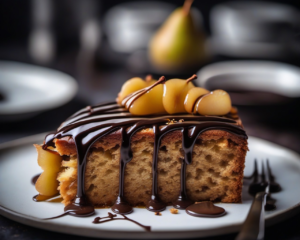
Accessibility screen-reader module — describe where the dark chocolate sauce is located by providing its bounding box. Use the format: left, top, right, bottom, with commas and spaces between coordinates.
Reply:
42, 196, 95, 220
93, 212, 151, 232
41, 96, 247, 217
63, 196, 95, 217
112, 196, 133, 215
186, 202, 226, 217
172, 160, 193, 209
31, 173, 41, 185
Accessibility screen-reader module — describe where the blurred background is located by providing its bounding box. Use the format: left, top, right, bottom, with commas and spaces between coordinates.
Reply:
1, 0, 300, 152
1, 0, 300, 239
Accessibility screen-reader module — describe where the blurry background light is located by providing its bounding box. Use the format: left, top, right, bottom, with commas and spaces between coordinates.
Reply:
210, 1, 300, 59
103, 1, 176, 54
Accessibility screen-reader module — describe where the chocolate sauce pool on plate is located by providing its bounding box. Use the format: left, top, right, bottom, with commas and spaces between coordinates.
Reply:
186, 202, 226, 217
40, 100, 247, 217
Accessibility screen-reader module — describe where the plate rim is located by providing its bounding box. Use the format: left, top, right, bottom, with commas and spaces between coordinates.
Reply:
0, 61, 78, 115
0, 133, 300, 239
196, 60, 300, 98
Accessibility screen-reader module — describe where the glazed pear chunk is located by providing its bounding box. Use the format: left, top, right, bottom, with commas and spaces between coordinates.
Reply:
34, 144, 62, 196
184, 87, 209, 114
117, 75, 157, 104
129, 83, 166, 115
163, 78, 194, 114
196, 90, 232, 116
117, 77, 146, 104
119, 74, 232, 116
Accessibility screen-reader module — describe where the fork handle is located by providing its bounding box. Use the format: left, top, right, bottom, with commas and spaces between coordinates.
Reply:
235, 192, 267, 240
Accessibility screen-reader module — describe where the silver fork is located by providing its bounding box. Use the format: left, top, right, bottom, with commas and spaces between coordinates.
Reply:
235, 160, 270, 240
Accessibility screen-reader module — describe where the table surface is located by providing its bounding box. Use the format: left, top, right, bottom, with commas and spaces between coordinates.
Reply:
1, 52, 300, 240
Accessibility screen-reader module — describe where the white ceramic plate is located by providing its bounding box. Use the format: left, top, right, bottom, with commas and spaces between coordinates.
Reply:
0, 61, 77, 120
0, 134, 300, 239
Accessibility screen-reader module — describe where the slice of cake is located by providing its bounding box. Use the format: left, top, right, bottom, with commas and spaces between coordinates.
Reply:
34, 75, 248, 216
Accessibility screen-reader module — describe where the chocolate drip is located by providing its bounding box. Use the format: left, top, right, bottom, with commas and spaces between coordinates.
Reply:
112, 127, 133, 214
186, 201, 226, 217
41, 102, 247, 217
63, 196, 95, 217
93, 212, 151, 232
40, 196, 94, 220
172, 160, 194, 209
173, 127, 199, 209
146, 125, 166, 212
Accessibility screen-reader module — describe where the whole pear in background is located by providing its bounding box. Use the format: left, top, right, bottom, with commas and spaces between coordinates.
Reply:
149, 0, 207, 73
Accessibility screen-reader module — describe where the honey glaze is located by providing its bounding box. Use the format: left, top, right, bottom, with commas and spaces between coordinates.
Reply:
186, 202, 226, 218
37, 75, 247, 218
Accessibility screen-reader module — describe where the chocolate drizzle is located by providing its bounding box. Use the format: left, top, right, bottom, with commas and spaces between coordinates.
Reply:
93, 212, 151, 232
42, 101, 247, 216
42, 195, 94, 220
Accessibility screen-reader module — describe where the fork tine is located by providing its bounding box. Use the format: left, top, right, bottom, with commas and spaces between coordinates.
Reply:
266, 159, 274, 182
261, 160, 265, 182
266, 159, 282, 193
263, 160, 270, 194
253, 159, 258, 180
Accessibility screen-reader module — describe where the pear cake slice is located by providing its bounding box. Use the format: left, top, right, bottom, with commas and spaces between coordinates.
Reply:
35, 75, 248, 213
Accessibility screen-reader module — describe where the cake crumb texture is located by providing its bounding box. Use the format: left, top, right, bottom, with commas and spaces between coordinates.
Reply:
170, 208, 179, 214
57, 129, 248, 206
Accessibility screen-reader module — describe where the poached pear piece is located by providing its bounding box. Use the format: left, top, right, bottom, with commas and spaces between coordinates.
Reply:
196, 90, 232, 116
149, 0, 207, 72
184, 87, 209, 114
162, 75, 196, 114
117, 75, 156, 104
119, 74, 232, 116
34, 144, 62, 197
122, 76, 167, 115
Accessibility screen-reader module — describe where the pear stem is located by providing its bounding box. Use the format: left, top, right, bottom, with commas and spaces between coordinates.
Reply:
183, 0, 194, 15
145, 74, 152, 82
146, 76, 166, 90
186, 74, 197, 83
142, 76, 166, 95
157, 76, 166, 84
